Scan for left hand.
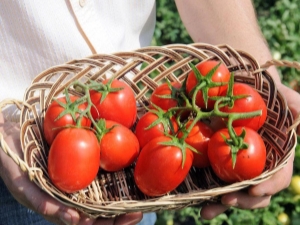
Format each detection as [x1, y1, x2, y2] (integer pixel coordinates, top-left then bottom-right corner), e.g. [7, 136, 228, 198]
[200, 83, 300, 220]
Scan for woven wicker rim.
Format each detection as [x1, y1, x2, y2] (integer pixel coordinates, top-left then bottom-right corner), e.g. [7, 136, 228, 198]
[0, 43, 299, 218]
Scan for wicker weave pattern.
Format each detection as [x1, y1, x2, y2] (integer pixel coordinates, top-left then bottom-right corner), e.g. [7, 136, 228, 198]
[0, 43, 297, 218]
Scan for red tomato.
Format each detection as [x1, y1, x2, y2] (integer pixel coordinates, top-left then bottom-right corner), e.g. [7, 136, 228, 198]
[99, 120, 140, 172]
[150, 82, 182, 110]
[135, 111, 178, 148]
[43, 95, 91, 145]
[90, 79, 137, 128]
[48, 128, 100, 193]
[207, 127, 266, 183]
[178, 120, 214, 168]
[220, 83, 267, 131]
[186, 60, 230, 109]
[134, 136, 193, 197]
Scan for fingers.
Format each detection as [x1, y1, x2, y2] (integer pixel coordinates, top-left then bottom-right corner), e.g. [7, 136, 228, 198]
[248, 151, 294, 197]
[221, 191, 271, 209]
[200, 152, 294, 220]
[75, 212, 143, 225]
[114, 212, 143, 225]
[200, 203, 229, 220]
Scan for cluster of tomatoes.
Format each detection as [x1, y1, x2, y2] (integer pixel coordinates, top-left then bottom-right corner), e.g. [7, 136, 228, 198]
[44, 79, 139, 193]
[43, 60, 268, 197]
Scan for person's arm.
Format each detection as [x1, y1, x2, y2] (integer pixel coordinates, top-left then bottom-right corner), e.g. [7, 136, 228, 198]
[175, 0, 280, 82]
[175, 0, 300, 220]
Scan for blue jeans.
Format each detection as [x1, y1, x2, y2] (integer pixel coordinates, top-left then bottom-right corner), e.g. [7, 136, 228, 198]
[0, 178, 156, 225]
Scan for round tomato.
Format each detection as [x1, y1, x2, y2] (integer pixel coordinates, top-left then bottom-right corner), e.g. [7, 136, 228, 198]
[135, 111, 178, 148]
[90, 79, 137, 128]
[150, 81, 182, 110]
[220, 82, 267, 131]
[43, 95, 91, 145]
[207, 127, 266, 183]
[99, 120, 140, 172]
[134, 136, 193, 197]
[178, 120, 214, 168]
[186, 60, 230, 110]
[48, 128, 100, 193]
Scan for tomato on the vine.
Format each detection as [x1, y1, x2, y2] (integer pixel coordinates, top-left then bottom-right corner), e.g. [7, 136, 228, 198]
[90, 79, 137, 128]
[220, 82, 267, 131]
[186, 60, 230, 110]
[178, 120, 214, 168]
[134, 135, 193, 197]
[150, 81, 182, 111]
[48, 128, 100, 193]
[99, 120, 140, 172]
[207, 127, 266, 183]
[43, 95, 91, 145]
[135, 111, 178, 148]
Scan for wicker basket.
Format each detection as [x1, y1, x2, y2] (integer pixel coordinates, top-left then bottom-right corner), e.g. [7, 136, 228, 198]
[0, 43, 299, 218]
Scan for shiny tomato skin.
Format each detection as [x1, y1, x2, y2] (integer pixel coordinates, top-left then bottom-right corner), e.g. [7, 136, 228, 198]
[90, 79, 137, 128]
[100, 120, 140, 172]
[43, 95, 91, 145]
[134, 136, 193, 197]
[186, 60, 230, 109]
[135, 111, 178, 148]
[178, 120, 214, 168]
[48, 128, 100, 193]
[207, 127, 266, 183]
[150, 82, 182, 110]
[220, 83, 267, 131]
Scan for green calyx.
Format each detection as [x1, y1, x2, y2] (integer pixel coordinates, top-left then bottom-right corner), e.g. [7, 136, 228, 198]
[94, 119, 117, 142]
[189, 62, 228, 108]
[54, 89, 88, 127]
[221, 126, 249, 169]
[88, 78, 124, 104]
[146, 104, 176, 135]
[159, 135, 192, 169]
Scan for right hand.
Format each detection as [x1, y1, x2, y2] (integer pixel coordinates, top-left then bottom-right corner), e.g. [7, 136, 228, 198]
[0, 112, 142, 225]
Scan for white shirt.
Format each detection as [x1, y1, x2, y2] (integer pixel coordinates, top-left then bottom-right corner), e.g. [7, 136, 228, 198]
[0, 0, 156, 100]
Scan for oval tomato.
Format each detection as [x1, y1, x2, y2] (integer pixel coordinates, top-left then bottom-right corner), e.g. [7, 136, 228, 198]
[220, 82, 267, 131]
[135, 111, 178, 148]
[178, 120, 214, 168]
[43, 95, 91, 145]
[150, 81, 182, 110]
[207, 127, 266, 183]
[186, 60, 230, 110]
[48, 128, 100, 193]
[134, 136, 193, 197]
[90, 79, 137, 128]
[99, 120, 140, 172]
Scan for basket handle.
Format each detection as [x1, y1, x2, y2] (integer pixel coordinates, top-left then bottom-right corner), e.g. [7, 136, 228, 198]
[259, 59, 300, 71]
[0, 99, 36, 180]
[252, 59, 300, 74]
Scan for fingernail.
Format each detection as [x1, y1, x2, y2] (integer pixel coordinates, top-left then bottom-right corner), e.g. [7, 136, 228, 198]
[221, 199, 239, 207]
[59, 212, 73, 225]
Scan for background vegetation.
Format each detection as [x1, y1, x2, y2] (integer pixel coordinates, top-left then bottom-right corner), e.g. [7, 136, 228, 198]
[152, 0, 300, 224]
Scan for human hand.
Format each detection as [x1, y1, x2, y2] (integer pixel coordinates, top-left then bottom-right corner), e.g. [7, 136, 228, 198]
[200, 84, 300, 220]
[0, 113, 143, 225]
